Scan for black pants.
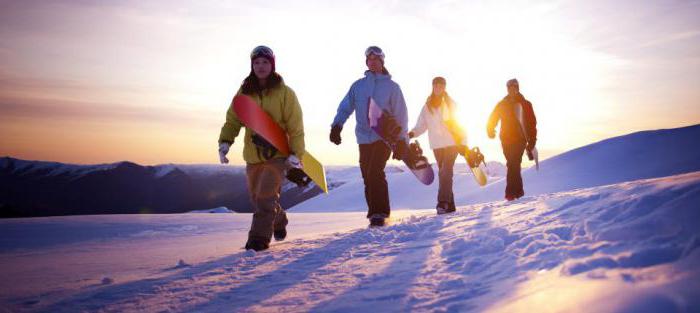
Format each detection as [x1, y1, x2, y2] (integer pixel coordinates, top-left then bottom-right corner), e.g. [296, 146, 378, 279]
[359, 141, 392, 218]
[502, 140, 526, 198]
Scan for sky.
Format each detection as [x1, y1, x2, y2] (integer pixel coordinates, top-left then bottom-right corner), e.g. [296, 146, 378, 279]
[1, 0, 699, 166]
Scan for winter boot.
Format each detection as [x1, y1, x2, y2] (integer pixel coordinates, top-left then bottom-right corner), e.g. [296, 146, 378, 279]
[273, 228, 287, 241]
[448, 201, 457, 212]
[436, 202, 455, 215]
[245, 237, 270, 252]
[369, 213, 387, 227]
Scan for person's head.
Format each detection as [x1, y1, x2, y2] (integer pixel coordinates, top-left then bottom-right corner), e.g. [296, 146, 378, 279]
[432, 76, 446, 96]
[250, 45, 275, 81]
[365, 46, 386, 74]
[507, 78, 519, 96]
[241, 45, 281, 95]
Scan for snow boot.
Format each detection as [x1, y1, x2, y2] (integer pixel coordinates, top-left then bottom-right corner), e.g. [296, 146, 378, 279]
[369, 213, 387, 227]
[245, 237, 270, 252]
[436, 202, 455, 215]
[274, 228, 287, 241]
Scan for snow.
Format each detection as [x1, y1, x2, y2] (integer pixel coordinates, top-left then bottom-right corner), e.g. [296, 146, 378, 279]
[188, 207, 234, 214]
[293, 124, 700, 212]
[1, 172, 699, 312]
[1, 125, 699, 312]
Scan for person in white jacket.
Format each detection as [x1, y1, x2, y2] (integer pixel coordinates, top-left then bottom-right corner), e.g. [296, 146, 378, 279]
[408, 77, 466, 214]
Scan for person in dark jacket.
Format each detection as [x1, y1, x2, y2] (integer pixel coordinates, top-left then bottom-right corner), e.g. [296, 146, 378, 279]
[486, 78, 537, 201]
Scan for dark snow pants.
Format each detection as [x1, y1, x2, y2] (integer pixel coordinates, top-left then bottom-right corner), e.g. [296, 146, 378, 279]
[359, 141, 392, 218]
[433, 146, 459, 205]
[246, 158, 288, 243]
[502, 140, 526, 199]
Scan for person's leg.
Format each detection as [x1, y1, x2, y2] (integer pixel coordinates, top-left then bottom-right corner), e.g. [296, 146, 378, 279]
[442, 146, 459, 207]
[360, 141, 391, 218]
[502, 141, 525, 199]
[247, 159, 286, 246]
[359, 144, 373, 217]
[433, 148, 447, 205]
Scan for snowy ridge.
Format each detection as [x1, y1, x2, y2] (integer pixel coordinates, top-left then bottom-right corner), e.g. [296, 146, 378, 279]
[6, 171, 699, 312]
[294, 124, 700, 212]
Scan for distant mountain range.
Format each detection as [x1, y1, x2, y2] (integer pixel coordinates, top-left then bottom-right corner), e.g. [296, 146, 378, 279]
[0, 159, 327, 218]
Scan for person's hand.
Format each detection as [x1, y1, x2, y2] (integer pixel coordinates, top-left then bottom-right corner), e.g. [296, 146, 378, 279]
[526, 140, 536, 152]
[330, 125, 342, 145]
[487, 128, 496, 139]
[218, 142, 231, 164]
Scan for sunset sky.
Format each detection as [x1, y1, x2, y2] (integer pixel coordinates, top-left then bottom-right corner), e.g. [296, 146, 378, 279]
[1, 0, 699, 166]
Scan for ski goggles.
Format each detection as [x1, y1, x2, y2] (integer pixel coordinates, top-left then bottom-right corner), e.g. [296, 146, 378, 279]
[365, 46, 385, 59]
[250, 45, 274, 60]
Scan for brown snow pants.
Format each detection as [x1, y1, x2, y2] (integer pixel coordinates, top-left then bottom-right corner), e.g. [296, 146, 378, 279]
[246, 158, 288, 242]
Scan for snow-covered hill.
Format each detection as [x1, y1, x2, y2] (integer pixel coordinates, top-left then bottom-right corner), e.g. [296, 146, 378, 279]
[2, 171, 698, 312]
[294, 124, 700, 212]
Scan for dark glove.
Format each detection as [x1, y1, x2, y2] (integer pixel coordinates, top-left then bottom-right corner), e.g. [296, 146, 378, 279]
[526, 140, 536, 152]
[286, 168, 312, 187]
[379, 113, 402, 142]
[487, 128, 496, 139]
[408, 131, 415, 139]
[393, 140, 409, 161]
[330, 125, 342, 145]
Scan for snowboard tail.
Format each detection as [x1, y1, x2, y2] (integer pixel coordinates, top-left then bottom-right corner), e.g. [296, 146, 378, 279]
[232, 95, 328, 193]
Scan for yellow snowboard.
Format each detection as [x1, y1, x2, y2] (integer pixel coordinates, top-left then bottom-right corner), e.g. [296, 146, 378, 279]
[301, 152, 328, 193]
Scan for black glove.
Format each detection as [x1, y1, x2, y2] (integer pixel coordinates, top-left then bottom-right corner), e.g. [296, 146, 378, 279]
[330, 125, 342, 145]
[286, 168, 312, 187]
[408, 131, 415, 139]
[526, 140, 536, 152]
[379, 112, 402, 142]
[393, 140, 409, 161]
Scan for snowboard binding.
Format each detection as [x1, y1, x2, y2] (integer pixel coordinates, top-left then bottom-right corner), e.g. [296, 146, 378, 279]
[466, 147, 485, 168]
[408, 141, 429, 170]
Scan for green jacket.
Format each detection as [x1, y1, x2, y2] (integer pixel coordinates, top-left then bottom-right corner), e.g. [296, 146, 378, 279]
[219, 82, 305, 164]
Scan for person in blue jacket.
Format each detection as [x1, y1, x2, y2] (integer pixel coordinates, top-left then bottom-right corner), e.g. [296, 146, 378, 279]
[329, 46, 410, 226]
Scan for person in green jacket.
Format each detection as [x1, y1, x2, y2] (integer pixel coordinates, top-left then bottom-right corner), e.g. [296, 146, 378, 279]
[218, 45, 307, 251]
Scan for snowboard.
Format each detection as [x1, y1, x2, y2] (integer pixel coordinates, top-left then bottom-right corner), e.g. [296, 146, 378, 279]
[232, 95, 329, 193]
[368, 98, 434, 185]
[514, 102, 539, 170]
[444, 118, 488, 186]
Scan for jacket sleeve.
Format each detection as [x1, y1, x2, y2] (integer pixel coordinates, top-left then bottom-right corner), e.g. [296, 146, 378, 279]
[523, 100, 537, 144]
[332, 84, 355, 127]
[218, 91, 244, 144]
[391, 84, 409, 141]
[486, 101, 502, 135]
[410, 106, 428, 137]
[283, 87, 305, 158]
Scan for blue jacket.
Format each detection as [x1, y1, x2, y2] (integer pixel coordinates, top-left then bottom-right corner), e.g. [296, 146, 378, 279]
[332, 71, 408, 144]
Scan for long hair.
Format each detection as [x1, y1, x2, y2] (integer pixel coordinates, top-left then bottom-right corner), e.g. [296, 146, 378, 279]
[426, 92, 454, 115]
[241, 71, 283, 96]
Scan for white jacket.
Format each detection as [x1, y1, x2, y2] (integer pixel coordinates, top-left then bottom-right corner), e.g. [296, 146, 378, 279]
[410, 98, 467, 150]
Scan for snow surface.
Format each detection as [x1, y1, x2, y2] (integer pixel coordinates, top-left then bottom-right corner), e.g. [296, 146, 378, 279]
[293, 124, 700, 212]
[1, 172, 699, 312]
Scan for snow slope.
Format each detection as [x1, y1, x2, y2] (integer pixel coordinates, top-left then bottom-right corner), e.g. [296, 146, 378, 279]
[2, 171, 699, 312]
[294, 124, 700, 212]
